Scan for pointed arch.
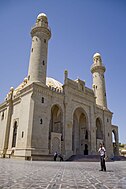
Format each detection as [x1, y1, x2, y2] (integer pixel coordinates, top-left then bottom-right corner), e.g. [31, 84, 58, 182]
[49, 104, 63, 154]
[50, 104, 63, 135]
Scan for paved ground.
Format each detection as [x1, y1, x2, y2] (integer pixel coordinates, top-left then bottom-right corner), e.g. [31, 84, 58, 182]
[0, 159, 126, 189]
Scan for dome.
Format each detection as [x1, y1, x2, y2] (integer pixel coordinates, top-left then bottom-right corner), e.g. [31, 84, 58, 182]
[46, 77, 63, 91]
[93, 52, 101, 58]
[37, 13, 47, 19]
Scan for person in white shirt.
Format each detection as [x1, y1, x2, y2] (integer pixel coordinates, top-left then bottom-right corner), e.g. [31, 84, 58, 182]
[53, 152, 58, 161]
[98, 143, 106, 171]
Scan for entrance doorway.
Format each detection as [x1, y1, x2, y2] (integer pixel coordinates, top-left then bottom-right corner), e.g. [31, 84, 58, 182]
[84, 144, 88, 155]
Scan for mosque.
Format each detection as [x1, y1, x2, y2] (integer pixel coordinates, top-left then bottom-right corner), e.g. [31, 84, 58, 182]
[0, 13, 119, 160]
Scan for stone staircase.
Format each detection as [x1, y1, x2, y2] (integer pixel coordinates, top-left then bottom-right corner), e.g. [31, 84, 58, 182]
[112, 156, 126, 161]
[67, 154, 126, 162]
[66, 155, 100, 162]
[25, 154, 126, 162]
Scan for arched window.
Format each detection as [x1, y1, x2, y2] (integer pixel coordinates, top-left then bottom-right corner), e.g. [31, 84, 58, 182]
[49, 105, 63, 141]
[85, 130, 88, 139]
[41, 97, 44, 103]
[51, 105, 62, 133]
[12, 121, 18, 147]
[40, 118, 43, 124]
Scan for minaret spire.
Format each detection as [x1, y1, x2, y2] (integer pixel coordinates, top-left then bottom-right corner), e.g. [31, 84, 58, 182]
[28, 13, 51, 84]
[91, 53, 107, 108]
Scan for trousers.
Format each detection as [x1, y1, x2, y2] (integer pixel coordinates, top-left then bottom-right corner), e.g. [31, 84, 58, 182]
[100, 155, 106, 171]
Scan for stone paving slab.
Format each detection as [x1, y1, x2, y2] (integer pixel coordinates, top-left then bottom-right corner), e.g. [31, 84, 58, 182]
[0, 159, 126, 188]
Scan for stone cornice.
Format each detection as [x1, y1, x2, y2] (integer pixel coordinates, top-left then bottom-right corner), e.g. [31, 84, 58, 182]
[32, 82, 64, 99]
[12, 81, 64, 101]
[13, 97, 21, 106]
[91, 64, 106, 73]
[112, 124, 118, 128]
[12, 83, 33, 100]
[65, 86, 94, 102]
[85, 87, 94, 95]
[72, 98, 92, 109]
[0, 102, 7, 112]
[96, 104, 113, 115]
[20, 86, 33, 98]
[0, 101, 7, 109]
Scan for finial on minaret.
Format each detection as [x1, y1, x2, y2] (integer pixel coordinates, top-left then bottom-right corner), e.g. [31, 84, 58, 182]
[91, 53, 107, 108]
[93, 53, 102, 65]
[36, 13, 49, 28]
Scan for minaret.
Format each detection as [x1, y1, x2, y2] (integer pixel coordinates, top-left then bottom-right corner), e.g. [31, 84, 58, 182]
[28, 13, 51, 84]
[91, 53, 107, 108]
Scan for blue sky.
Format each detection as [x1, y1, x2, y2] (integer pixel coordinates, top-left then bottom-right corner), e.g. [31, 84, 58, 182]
[0, 0, 126, 144]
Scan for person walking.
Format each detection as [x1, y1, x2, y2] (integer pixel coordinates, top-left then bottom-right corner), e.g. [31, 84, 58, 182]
[58, 153, 63, 161]
[98, 143, 106, 171]
[53, 152, 58, 161]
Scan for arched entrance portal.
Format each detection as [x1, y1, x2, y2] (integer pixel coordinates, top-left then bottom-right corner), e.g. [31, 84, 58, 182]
[72, 108, 88, 155]
[49, 105, 63, 154]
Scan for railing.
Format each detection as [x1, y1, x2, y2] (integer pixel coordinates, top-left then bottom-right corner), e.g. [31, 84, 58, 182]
[90, 63, 105, 70]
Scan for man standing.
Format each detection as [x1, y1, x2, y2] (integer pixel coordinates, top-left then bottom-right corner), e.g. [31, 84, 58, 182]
[98, 143, 106, 171]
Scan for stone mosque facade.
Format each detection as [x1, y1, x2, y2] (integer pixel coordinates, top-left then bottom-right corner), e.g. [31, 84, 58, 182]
[0, 13, 119, 160]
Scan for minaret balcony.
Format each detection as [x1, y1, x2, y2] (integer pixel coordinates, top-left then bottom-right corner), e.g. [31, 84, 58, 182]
[31, 25, 51, 39]
[90, 63, 106, 73]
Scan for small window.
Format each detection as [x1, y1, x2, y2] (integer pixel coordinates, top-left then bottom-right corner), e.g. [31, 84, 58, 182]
[108, 133, 109, 137]
[36, 38, 38, 41]
[44, 39, 46, 43]
[107, 118, 109, 122]
[42, 97, 44, 103]
[40, 118, 43, 124]
[96, 86, 97, 89]
[1, 112, 4, 120]
[42, 60, 45, 65]
[85, 130, 88, 139]
[22, 131, 24, 138]
[31, 48, 33, 52]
